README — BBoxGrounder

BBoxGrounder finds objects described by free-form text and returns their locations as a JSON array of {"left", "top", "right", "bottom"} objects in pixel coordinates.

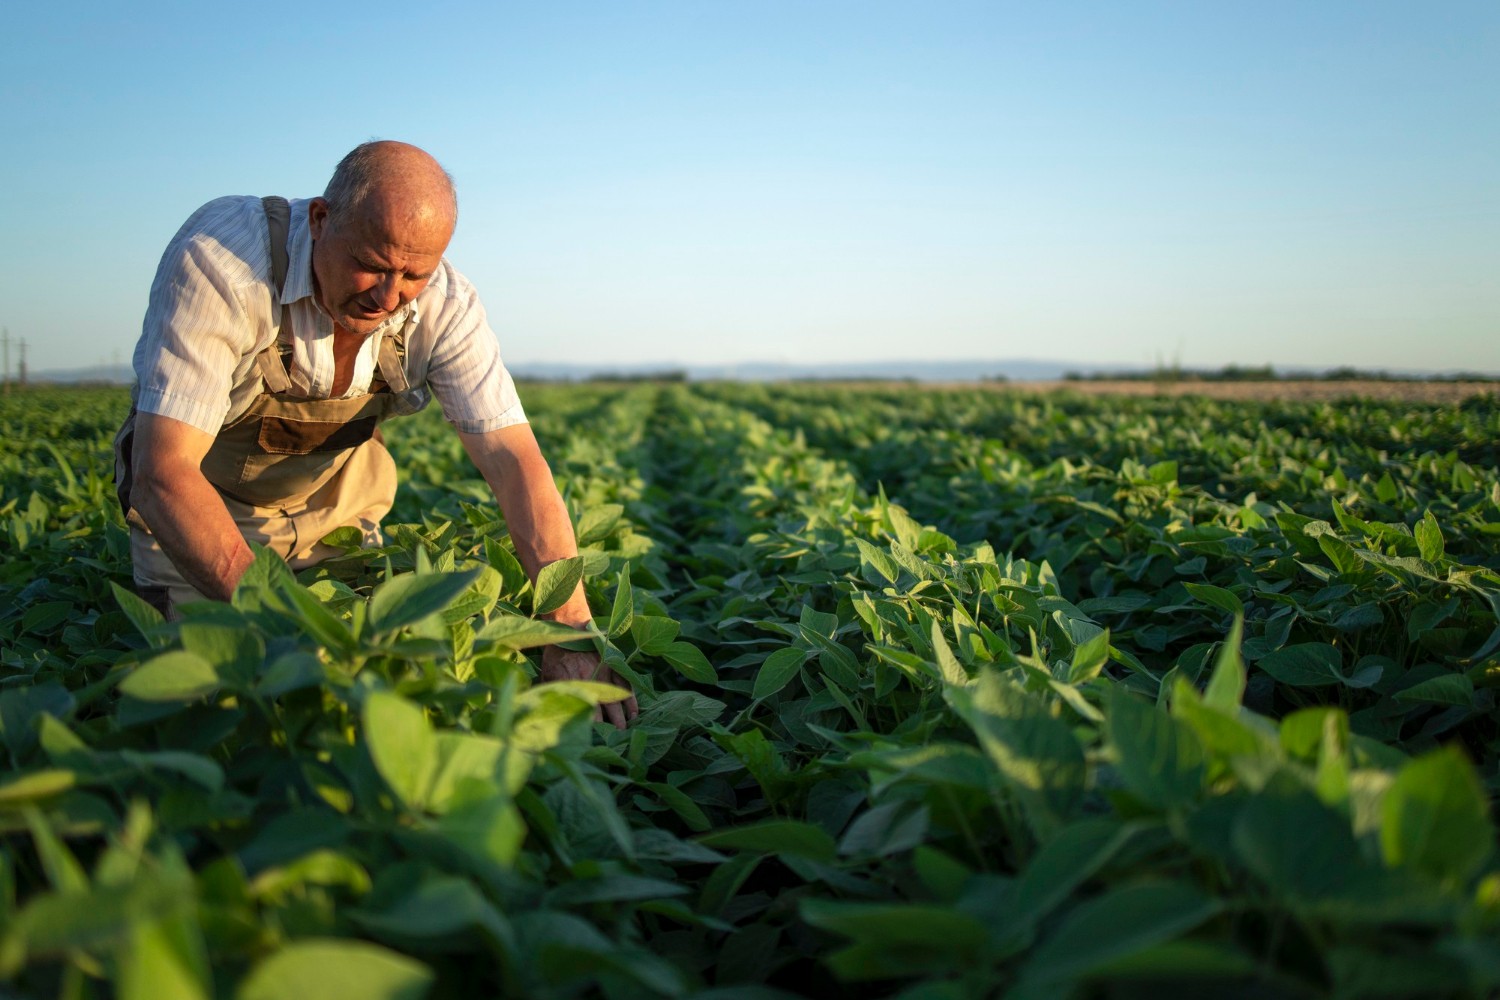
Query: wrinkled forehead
[{"left": 342, "top": 195, "right": 454, "bottom": 257}]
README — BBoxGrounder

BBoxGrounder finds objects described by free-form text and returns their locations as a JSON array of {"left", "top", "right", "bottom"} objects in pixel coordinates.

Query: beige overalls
[{"left": 114, "top": 197, "right": 404, "bottom": 616}]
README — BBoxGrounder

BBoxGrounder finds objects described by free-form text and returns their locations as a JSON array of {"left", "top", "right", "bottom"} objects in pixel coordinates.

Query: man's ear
[{"left": 307, "top": 198, "right": 331, "bottom": 240}]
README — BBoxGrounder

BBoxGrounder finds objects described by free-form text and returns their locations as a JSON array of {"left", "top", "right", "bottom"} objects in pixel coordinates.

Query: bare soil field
[{"left": 1006, "top": 379, "right": 1500, "bottom": 405}]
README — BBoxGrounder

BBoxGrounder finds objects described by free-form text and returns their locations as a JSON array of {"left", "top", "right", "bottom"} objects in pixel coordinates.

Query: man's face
[{"left": 307, "top": 197, "right": 451, "bottom": 337}]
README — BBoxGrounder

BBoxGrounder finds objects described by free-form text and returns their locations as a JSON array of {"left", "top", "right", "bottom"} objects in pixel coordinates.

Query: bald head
[
  {"left": 322, "top": 141, "right": 457, "bottom": 240},
  {"left": 307, "top": 142, "right": 458, "bottom": 336}
]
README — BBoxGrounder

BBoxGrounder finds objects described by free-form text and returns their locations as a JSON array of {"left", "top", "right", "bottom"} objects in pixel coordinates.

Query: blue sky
[{"left": 4, "top": 1, "right": 1497, "bottom": 375}]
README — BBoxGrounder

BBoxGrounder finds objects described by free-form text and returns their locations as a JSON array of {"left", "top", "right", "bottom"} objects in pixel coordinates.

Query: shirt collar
[{"left": 280, "top": 199, "right": 317, "bottom": 307}]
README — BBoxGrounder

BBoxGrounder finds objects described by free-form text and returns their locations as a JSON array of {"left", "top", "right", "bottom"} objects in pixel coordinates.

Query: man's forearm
[
  {"left": 461, "top": 425, "right": 593, "bottom": 628},
  {"left": 497, "top": 475, "right": 593, "bottom": 627},
  {"left": 133, "top": 469, "right": 254, "bottom": 602}
]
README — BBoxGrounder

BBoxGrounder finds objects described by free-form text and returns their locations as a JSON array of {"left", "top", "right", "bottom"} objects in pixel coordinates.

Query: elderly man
[{"left": 113, "top": 140, "right": 638, "bottom": 727}]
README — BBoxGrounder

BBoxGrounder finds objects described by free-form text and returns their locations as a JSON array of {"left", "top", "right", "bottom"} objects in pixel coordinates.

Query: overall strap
[
  {"left": 256, "top": 196, "right": 294, "bottom": 394},
  {"left": 376, "top": 328, "right": 412, "bottom": 394}
]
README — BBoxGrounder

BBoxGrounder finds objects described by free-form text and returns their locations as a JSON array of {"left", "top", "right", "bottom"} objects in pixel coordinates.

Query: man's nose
[{"left": 374, "top": 273, "right": 403, "bottom": 311}]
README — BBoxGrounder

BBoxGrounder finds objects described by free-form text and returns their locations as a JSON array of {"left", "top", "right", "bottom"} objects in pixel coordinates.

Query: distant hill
[
  {"left": 510, "top": 358, "right": 1112, "bottom": 382},
  {"left": 28, "top": 364, "right": 136, "bottom": 385}
]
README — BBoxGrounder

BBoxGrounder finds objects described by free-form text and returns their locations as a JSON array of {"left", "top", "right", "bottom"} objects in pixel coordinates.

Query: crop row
[{"left": 0, "top": 383, "right": 1496, "bottom": 998}]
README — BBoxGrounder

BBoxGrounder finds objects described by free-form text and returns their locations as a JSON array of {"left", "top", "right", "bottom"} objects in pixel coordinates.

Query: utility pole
[
  {"left": 17, "top": 339, "right": 27, "bottom": 388},
  {"left": 2, "top": 327, "right": 9, "bottom": 397}
]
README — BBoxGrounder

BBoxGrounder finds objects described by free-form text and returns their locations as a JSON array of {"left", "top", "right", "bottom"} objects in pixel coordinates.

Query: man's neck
[{"left": 329, "top": 324, "right": 365, "bottom": 398}]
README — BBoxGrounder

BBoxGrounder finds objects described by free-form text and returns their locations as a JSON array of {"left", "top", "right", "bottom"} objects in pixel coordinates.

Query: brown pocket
[{"left": 258, "top": 415, "right": 379, "bottom": 456}]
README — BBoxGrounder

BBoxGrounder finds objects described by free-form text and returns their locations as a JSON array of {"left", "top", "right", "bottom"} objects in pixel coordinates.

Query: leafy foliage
[{"left": 1, "top": 383, "right": 1497, "bottom": 998}]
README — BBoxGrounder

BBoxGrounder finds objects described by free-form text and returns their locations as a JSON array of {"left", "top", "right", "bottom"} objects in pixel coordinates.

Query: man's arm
[
  {"left": 458, "top": 423, "right": 639, "bottom": 729},
  {"left": 131, "top": 412, "right": 255, "bottom": 601}
]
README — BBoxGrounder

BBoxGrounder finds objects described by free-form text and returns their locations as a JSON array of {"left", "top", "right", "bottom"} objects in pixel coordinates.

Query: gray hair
[{"left": 322, "top": 141, "right": 458, "bottom": 225}]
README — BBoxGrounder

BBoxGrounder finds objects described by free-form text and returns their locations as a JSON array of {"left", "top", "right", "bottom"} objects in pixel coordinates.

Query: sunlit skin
[{"left": 307, "top": 147, "right": 455, "bottom": 338}]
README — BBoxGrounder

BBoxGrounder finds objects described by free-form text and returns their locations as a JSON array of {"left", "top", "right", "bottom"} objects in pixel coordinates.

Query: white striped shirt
[{"left": 132, "top": 195, "right": 526, "bottom": 435}]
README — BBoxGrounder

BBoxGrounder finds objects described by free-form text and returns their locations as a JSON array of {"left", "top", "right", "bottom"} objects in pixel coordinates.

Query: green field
[{"left": 1, "top": 382, "right": 1498, "bottom": 998}]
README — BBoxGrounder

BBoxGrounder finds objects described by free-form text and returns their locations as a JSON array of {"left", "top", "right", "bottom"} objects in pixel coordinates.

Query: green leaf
[
  {"left": 1233, "top": 789, "right": 1359, "bottom": 898},
  {"left": 1173, "top": 682, "right": 1273, "bottom": 760},
  {"left": 521, "top": 680, "right": 633, "bottom": 706},
  {"left": 631, "top": 616, "right": 680, "bottom": 656},
  {"left": 363, "top": 692, "right": 437, "bottom": 812},
  {"left": 1392, "top": 673, "right": 1475, "bottom": 707},
  {"left": 0, "top": 770, "right": 77, "bottom": 807},
  {"left": 353, "top": 876, "right": 502, "bottom": 939},
  {"left": 838, "top": 802, "right": 929, "bottom": 858},
  {"left": 662, "top": 642, "right": 717, "bottom": 683},
  {"left": 1203, "top": 615, "right": 1246, "bottom": 712},
  {"left": 426, "top": 733, "right": 509, "bottom": 813},
  {"left": 752, "top": 648, "right": 807, "bottom": 700},
  {"left": 1279, "top": 708, "right": 1349, "bottom": 761},
  {"left": 25, "top": 807, "right": 87, "bottom": 892},
  {"left": 120, "top": 751, "right": 225, "bottom": 792},
  {"left": 117, "top": 915, "right": 211, "bottom": 1000},
  {"left": 484, "top": 538, "right": 529, "bottom": 596},
  {"left": 698, "top": 821, "right": 837, "bottom": 862},
  {"left": 533, "top": 557, "right": 584, "bottom": 617},
  {"left": 119, "top": 652, "right": 221, "bottom": 702},
  {"left": 801, "top": 899, "right": 986, "bottom": 977},
  {"left": 272, "top": 580, "right": 356, "bottom": 653},
  {"left": 608, "top": 568, "right": 634, "bottom": 638},
  {"left": 930, "top": 622, "right": 970, "bottom": 686},
  {"left": 549, "top": 874, "right": 688, "bottom": 906},
  {"left": 853, "top": 538, "right": 900, "bottom": 586},
  {"left": 368, "top": 570, "right": 480, "bottom": 634},
  {"left": 1021, "top": 882, "right": 1222, "bottom": 985},
  {"left": 256, "top": 652, "right": 326, "bottom": 698},
  {"left": 575, "top": 504, "right": 624, "bottom": 545},
  {"left": 249, "top": 850, "right": 371, "bottom": 901},
  {"left": 1106, "top": 686, "right": 1205, "bottom": 810},
  {"left": 1183, "top": 582, "right": 1244, "bottom": 617},
  {"left": 22, "top": 601, "right": 74, "bottom": 634},
  {"left": 476, "top": 615, "right": 595, "bottom": 650},
  {"left": 1067, "top": 627, "right": 1110, "bottom": 684},
  {"left": 15, "top": 873, "right": 187, "bottom": 955},
  {"left": 946, "top": 676, "right": 1086, "bottom": 837},
  {"left": 434, "top": 795, "right": 527, "bottom": 869},
  {"left": 0, "top": 683, "right": 75, "bottom": 759},
  {"left": 1257, "top": 643, "right": 1344, "bottom": 688},
  {"left": 180, "top": 623, "right": 263, "bottom": 688},
  {"left": 111, "top": 581, "right": 166, "bottom": 643},
  {"left": 1414, "top": 511, "right": 1444, "bottom": 563},
  {"left": 234, "top": 543, "right": 300, "bottom": 610},
  {"left": 640, "top": 782, "right": 713, "bottom": 833},
  {"left": 1380, "top": 745, "right": 1493, "bottom": 884},
  {"left": 236, "top": 939, "right": 433, "bottom": 1000},
  {"left": 1014, "top": 820, "right": 1134, "bottom": 925}
]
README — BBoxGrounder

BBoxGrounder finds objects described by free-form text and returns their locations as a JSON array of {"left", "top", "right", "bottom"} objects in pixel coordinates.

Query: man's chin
[{"left": 338, "top": 314, "right": 386, "bottom": 336}]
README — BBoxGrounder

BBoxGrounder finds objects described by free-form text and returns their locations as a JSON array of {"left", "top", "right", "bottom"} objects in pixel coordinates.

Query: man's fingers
[{"left": 540, "top": 647, "right": 636, "bottom": 728}]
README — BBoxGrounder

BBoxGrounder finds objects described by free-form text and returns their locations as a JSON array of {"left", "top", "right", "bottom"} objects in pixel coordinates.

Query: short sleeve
[
  {"left": 132, "top": 197, "right": 269, "bottom": 434},
  {"left": 413, "top": 262, "right": 527, "bottom": 434}
]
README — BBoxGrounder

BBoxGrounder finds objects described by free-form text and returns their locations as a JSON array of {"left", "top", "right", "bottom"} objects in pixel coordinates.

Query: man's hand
[
  {"left": 540, "top": 645, "right": 640, "bottom": 730},
  {"left": 459, "top": 424, "right": 642, "bottom": 728}
]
